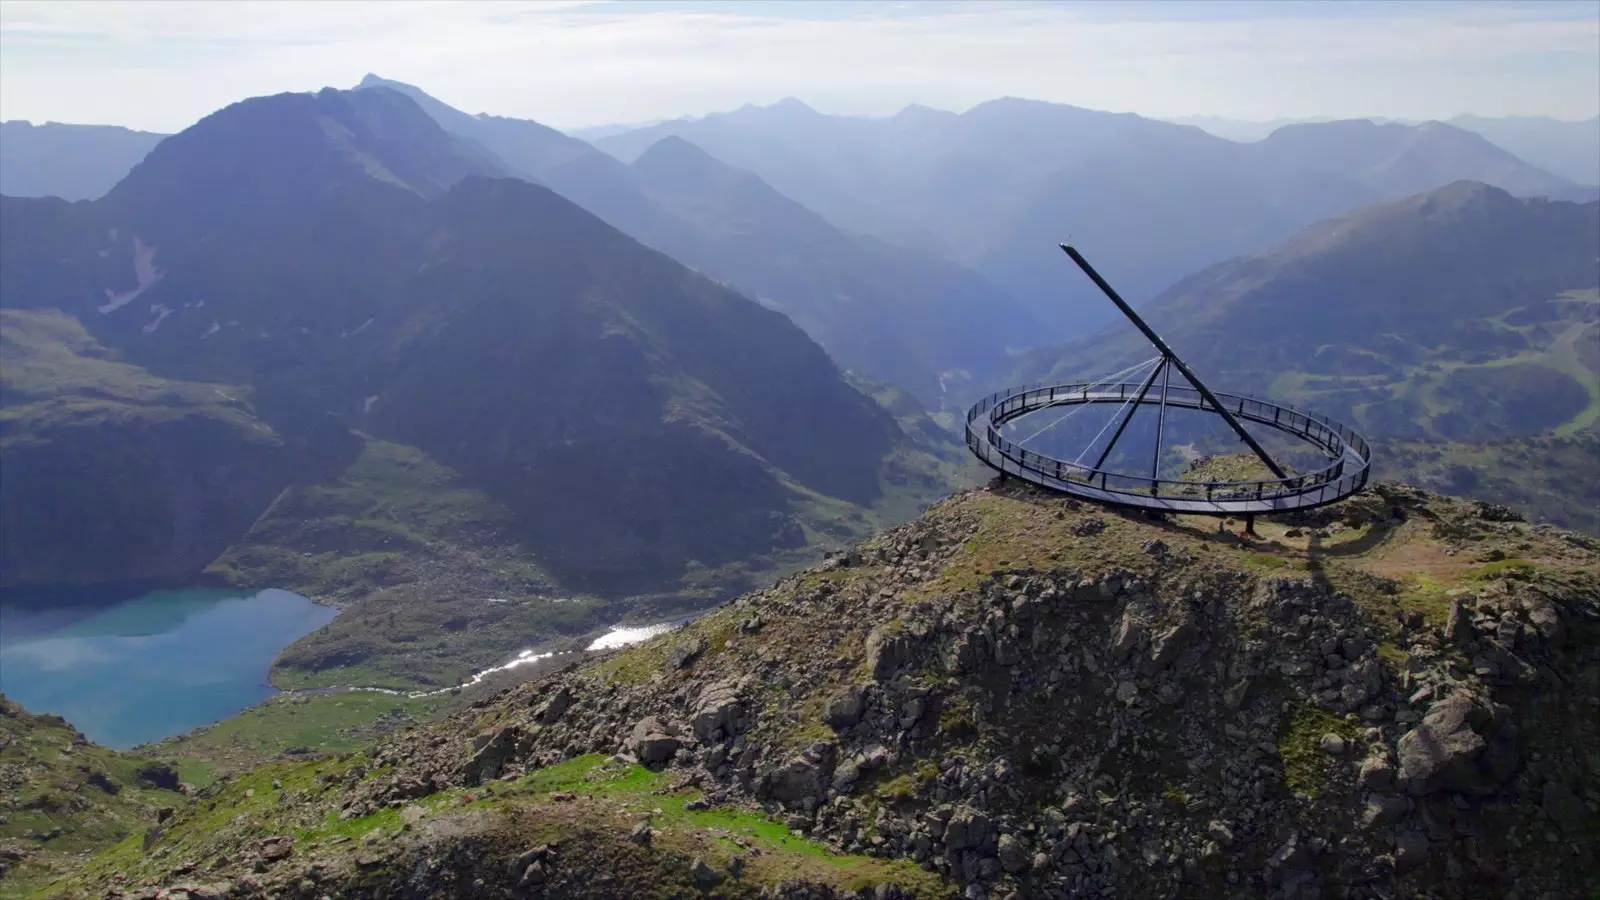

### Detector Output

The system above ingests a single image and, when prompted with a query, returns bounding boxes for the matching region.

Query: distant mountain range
[0,121,167,201]
[1168,114,1600,186]
[5,92,1592,392]
[0,86,959,686]
[351,75,1038,408]
[593,99,1584,341]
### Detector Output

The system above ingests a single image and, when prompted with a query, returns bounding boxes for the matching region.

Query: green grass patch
[1474,558,1538,581]
[1278,703,1363,799]
[144,691,453,775]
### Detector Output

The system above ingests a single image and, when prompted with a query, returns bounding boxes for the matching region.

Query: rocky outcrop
[1397,692,1517,796]
[64,483,1600,900]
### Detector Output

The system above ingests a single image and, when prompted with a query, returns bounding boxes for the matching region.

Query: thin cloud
[1,0,1594,132]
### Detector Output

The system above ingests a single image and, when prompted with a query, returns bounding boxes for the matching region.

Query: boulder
[1443,599,1469,644]
[630,717,684,766]
[997,833,1029,873]
[135,761,181,791]
[1397,693,1516,796]
[1394,830,1429,871]
[260,835,293,862]
[865,627,910,681]
[1523,597,1566,646]
[1357,756,1395,792]
[690,857,722,889]
[1149,620,1194,668]
[823,685,867,728]
[943,806,992,852]
[1110,612,1145,662]
[765,757,824,803]
[533,688,573,725]
[692,681,744,742]
[462,726,519,785]
[667,636,707,670]
[86,770,121,795]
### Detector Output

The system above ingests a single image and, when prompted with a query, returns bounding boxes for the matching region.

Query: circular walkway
[966,380,1372,515]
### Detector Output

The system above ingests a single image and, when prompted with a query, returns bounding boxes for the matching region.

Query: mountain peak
[631,134,759,195]
[892,103,957,123]
[727,96,820,120]
[103,87,503,223]
[633,134,716,166]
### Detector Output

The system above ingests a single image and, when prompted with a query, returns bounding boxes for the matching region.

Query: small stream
[298,618,690,700]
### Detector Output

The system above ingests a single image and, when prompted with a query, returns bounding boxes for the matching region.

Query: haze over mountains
[4,76,1600,683]
[592,97,1588,339]
[0,86,958,684]
[6,85,1594,361]
[1170,113,1600,185]
[0,120,167,201]
[350,75,1040,407]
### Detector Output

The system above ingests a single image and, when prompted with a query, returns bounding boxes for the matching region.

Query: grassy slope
[1265,288,1599,441]
[1375,426,1600,534]
[214,395,959,691]
[207,437,614,690]
[0,309,267,442]
[140,692,455,778]
[0,697,189,899]
[51,753,949,899]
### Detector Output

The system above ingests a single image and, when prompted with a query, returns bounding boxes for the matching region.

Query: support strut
[1091,357,1166,472]
[1060,245,1287,480]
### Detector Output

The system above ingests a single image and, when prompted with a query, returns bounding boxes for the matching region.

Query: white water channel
[323,620,686,700]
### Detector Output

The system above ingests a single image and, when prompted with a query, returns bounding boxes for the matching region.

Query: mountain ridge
[594,98,1580,338]
[0,86,958,690]
[355,76,1038,408]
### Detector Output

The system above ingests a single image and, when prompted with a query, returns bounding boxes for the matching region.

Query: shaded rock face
[0,402,299,589]
[462,727,521,785]
[135,761,182,792]
[1397,693,1517,796]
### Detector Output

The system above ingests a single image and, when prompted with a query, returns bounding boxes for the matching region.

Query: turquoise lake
[0,587,336,750]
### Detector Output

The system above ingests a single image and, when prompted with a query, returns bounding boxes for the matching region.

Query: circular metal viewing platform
[966,381,1372,514]
[968,244,1373,516]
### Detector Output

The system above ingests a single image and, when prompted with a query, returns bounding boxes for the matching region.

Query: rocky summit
[42,480,1600,899]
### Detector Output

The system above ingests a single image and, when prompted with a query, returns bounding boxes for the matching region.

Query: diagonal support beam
[1091,358,1165,472]
[1060,245,1287,479]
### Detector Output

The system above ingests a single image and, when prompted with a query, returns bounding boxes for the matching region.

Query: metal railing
[965,380,1372,513]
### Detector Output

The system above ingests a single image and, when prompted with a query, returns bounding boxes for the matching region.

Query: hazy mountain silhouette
[1449,114,1600,186]
[1250,119,1575,198]
[1,87,944,597]
[0,120,167,201]
[597,100,1580,340]
[354,76,1037,407]
[627,135,1042,406]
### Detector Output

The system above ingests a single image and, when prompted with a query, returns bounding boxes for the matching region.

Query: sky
[1,0,1596,134]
